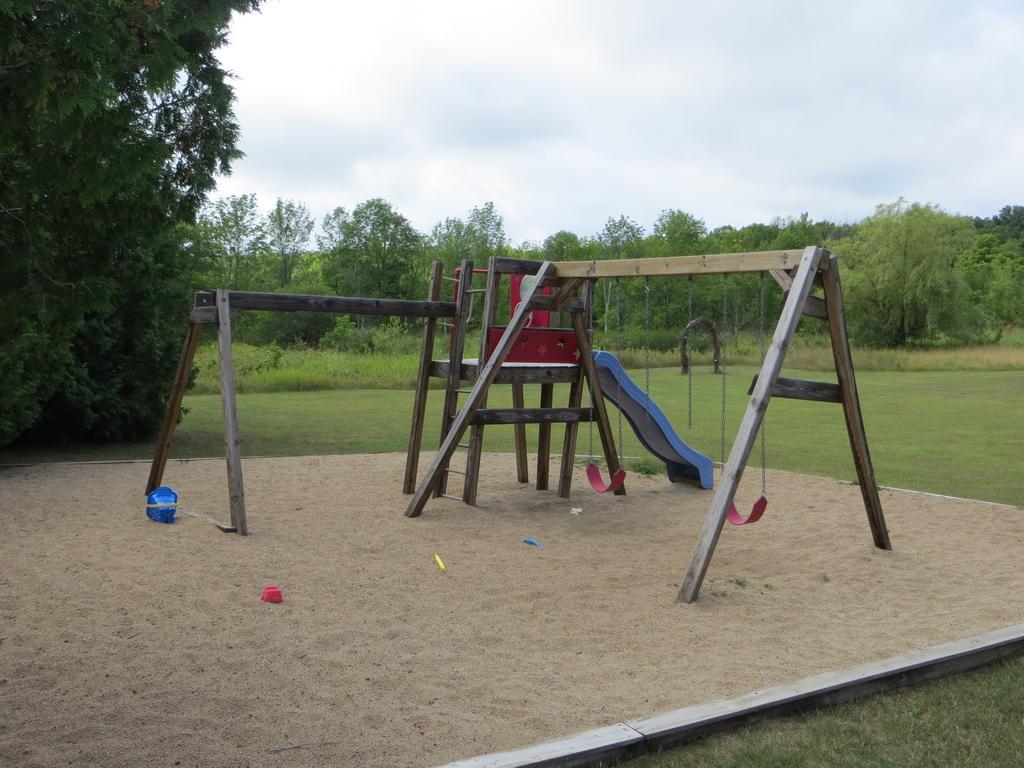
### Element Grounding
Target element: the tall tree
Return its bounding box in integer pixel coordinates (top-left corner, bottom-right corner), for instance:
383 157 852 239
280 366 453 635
337 198 423 299
835 200 986 346
652 209 706 255
428 216 476 273
598 216 645 333
466 201 508 261
0 0 260 445
266 197 313 286
199 194 266 289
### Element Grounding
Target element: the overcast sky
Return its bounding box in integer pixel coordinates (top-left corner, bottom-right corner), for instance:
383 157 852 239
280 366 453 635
215 0 1024 244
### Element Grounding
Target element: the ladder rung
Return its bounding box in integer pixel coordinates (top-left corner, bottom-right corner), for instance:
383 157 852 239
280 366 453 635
457 443 470 449
465 288 487 293
444 468 466 476
438 321 453 328
442 276 458 282
440 493 464 501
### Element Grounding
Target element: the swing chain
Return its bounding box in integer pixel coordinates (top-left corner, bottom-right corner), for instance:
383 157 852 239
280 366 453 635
587 282 595 462
687 276 693 429
615 278 623 462
644 277 652 425
759 271 767 495
720 274 728 465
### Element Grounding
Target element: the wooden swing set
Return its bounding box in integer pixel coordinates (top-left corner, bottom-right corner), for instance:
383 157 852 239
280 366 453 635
147 245 890 603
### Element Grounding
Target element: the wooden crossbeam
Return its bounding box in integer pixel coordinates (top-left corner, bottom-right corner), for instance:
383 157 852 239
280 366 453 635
492 256 544 275
194 290 456 318
747 376 842 403
531 295 585 312
189 306 218 324
551 249 806 279
470 407 593 425
784 290 828 320
678 246 825 602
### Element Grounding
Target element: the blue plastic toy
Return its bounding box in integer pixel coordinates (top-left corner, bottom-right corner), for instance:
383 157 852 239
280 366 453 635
146 486 178 524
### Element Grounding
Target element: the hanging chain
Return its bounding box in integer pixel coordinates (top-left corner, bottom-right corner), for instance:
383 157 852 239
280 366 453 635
720 274 728 465
759 271 768 495
644 278 652 425
615 278 623 462
687 275 693 429
587 281 595 461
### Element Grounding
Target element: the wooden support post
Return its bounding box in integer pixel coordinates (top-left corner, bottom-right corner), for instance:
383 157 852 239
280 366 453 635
511 383 529 483
216 289 247 535
678 246 825 602
405 263 556 517
570 310 625 495
558 280 593 498
558 373 584 498
404 262 444 494
437 259 473 497
146 322 203 493
821 254 891 550
536 382 554 490
464 260 499 505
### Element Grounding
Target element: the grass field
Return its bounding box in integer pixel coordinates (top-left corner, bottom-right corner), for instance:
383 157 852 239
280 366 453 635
6 364 1022 506
2 361 1022 766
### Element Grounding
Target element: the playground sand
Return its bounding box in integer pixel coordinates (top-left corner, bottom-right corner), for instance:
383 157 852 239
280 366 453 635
1 453 1022 767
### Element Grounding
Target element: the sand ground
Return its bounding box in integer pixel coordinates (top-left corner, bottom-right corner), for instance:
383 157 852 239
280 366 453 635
1 453 1022 767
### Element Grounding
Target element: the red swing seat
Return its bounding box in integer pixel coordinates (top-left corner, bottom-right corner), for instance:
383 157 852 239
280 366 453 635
585 463 627 493
726 495 768 525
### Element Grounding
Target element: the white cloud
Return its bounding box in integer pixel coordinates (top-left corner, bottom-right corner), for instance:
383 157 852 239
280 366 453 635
215 0 1024 242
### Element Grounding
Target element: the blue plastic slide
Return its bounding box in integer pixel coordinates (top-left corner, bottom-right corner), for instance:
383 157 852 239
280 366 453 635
592 350 714 489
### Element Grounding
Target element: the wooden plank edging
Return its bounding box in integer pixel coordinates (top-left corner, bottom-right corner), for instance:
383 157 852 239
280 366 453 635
437 623 1024 768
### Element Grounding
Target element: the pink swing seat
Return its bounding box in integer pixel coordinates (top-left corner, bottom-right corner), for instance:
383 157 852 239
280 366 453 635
585 463 627 493
726 495 768 525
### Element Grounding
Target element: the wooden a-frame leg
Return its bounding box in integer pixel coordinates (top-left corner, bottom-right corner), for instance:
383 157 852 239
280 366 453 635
570 311 625 495
404 262 444 494
821 254 891 549
405 262 556 517
217 289 247 535
677 246 824 603
146 322 203 494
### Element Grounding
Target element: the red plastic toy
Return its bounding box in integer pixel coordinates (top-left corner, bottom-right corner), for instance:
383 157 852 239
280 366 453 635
260 585 283 603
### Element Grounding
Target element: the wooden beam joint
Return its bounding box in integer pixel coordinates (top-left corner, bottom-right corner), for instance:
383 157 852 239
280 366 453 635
747 375 842 403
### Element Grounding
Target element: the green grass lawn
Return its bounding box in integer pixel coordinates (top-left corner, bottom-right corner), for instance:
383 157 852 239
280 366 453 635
5 365 1022 506
2 364 1022 767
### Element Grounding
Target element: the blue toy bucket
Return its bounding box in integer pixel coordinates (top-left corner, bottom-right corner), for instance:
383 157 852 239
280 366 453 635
146 486 178 524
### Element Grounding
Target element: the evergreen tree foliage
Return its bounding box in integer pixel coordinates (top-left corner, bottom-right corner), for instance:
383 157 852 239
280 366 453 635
0 0 260 445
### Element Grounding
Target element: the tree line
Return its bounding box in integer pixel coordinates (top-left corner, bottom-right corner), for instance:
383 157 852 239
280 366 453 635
3 2 1021 449
191 195 1024 351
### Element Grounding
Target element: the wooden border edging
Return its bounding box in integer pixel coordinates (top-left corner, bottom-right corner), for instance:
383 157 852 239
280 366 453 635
438 623 1024 768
